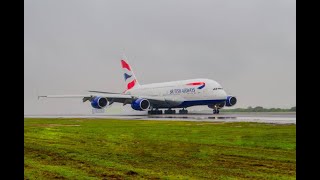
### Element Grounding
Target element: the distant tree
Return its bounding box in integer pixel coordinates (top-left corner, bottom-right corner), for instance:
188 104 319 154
270 108 276 112
221 106 295 112
253 106 264 112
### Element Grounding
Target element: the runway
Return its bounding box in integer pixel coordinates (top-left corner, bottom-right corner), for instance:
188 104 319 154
25 112 296 124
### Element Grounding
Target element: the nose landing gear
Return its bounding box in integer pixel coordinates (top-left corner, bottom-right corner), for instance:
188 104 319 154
213 109 220 114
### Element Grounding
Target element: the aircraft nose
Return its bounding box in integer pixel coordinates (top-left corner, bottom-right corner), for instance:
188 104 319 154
220 90 228 99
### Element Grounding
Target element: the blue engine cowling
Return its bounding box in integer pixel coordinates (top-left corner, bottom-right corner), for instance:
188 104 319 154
91 96 108 109
131 98 150 111
225 96 237 106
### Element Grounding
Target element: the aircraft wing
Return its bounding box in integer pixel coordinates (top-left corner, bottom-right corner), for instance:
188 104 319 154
38 93 183 107
39 94 132 104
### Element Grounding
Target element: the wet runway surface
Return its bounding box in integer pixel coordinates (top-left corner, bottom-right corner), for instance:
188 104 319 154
25 112 296 124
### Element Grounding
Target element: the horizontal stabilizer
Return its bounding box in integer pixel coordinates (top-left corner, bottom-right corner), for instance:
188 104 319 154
87 90 121 94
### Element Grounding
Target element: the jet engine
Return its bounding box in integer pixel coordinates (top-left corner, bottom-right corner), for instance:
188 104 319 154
91 96 108 109
225 96 237 106
131 98 150 111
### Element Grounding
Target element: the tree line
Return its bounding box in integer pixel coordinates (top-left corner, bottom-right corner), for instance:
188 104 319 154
221 106 296 112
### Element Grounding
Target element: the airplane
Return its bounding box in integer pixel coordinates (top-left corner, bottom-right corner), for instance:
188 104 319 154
39 55 237 114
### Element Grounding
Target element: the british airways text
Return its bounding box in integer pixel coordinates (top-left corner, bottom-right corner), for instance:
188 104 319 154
169 88 195 94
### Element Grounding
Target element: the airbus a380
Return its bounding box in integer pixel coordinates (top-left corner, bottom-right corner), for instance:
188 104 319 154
40 56 237 114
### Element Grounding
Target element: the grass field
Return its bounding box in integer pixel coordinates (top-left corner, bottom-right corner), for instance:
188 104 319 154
24 118 296 179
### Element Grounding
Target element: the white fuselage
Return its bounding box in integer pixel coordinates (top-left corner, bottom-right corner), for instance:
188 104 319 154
125 78 228 109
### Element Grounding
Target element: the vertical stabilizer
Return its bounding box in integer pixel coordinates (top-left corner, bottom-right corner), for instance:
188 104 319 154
121 55 140 91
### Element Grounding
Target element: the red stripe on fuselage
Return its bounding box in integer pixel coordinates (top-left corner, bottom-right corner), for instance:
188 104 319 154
121 60 131 71
186 82 205 85
127 79 136 90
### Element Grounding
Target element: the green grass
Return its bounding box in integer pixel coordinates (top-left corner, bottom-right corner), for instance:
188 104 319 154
24 118 296 179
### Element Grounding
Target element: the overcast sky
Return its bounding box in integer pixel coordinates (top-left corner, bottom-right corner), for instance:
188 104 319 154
24 0 296 115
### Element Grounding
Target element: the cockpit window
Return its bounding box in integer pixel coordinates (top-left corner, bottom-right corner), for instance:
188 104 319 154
213 88 223 90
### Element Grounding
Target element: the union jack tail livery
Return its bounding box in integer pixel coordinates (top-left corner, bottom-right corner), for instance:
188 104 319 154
121 55 140 91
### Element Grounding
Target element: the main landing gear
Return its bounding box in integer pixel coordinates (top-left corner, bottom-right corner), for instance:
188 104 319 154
148 108 189 114
213 109 220 114
179 108 188 114
164 109 176 114
148 108 162 115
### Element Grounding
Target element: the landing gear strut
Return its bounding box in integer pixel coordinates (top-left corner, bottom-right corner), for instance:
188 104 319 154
164 108 176 114
179 108 188 114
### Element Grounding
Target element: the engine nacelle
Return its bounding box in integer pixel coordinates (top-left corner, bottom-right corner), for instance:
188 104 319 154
91 96 108 109
131 98 150 111
225 96 237 107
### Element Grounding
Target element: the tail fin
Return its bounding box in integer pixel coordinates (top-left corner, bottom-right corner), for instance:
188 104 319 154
121 55 140 91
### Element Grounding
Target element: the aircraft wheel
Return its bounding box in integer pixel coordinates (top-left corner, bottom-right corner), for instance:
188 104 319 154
179 109 188 114
165 109 175 114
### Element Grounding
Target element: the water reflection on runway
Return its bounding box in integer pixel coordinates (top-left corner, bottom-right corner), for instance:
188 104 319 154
25 112 296 124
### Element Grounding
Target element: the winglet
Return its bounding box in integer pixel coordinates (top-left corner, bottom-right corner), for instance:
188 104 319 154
38 95 47 100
